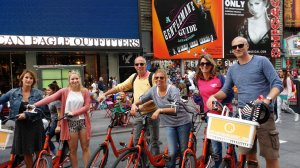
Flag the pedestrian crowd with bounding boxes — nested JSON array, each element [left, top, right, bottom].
[[1, 36, 300, 168]]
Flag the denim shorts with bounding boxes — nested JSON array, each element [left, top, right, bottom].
[[68, 119, 86, 133], [238, 113, 280, 159]]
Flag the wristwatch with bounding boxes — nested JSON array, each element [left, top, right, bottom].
[[266, 96, 272, 102]]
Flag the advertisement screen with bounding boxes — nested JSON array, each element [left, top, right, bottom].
[[223, 0, 272, 58], [152, 0, 223, 59]]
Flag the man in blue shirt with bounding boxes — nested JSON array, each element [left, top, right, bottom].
[[207, 36, 283, 168]]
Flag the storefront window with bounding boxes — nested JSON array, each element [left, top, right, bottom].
[[0, 52, 26, 93]]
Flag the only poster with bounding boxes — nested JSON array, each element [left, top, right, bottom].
[[223, 0, 272, 58]]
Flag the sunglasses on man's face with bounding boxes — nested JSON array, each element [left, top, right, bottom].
[[155, 76, 165, 80], [199, 62, 212, 67], [231, 43, 245, 50], [134, 63, 145, 67]]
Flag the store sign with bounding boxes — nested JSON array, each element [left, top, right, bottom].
[[0, 1, 140, 49], [290, 49, 300, 55], [285, 35, 300, 56], [270, 0, 281, 58], [294, 39, 300, 48], [0, 35, 140, 48], [152, 0, 223, 59], [284, 0, 300, 27], [223, 0, 278, 58]]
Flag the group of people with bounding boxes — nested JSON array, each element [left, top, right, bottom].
[[0, 70, 91, 168], [0, 35, 285, 168]]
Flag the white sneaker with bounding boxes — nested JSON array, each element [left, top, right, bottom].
[[295, 114, 299, 122], [275, 119, 281, 124]]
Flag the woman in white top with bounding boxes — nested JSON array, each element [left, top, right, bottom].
[[33, 71, 91, 168], [276, 69, 299, 123]]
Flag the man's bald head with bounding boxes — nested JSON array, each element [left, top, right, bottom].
[[232, 36, 248, 46], [134, 56, 146, 63]]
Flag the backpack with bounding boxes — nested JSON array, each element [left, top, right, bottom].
[[130, 72, 154, 102], [98, 81, 106, 91]]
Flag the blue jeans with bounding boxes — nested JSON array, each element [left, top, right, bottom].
[[211, 140, 222, 168], [165, 122, 191, 168], [48, 120, 58, 154]]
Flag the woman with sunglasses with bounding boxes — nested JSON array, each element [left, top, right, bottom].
[[194, 54, 234, 168], [132, 69, 192, 168]]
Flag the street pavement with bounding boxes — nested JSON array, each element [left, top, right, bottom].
[[1, 105, 300, 167]]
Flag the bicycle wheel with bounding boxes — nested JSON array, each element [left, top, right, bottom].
[[87, 145, 108, 168], [111, 147, 145, 168], [183, 153, 196, 168], [33, 154, 53, 168]]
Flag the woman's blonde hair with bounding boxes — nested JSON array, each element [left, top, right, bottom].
[[154, 69, 168, 81], [68, 70, 85, 91], [195, 54, 217, 79], [19, 69, 37, 87]]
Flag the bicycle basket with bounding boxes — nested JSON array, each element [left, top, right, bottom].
[[0, 120, 13, 150], [207, 113, 259, 148]]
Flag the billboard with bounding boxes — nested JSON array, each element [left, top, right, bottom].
[[152, 0, 223, 59], [284, 0, 300, 27], [223, 0, 272, 58]]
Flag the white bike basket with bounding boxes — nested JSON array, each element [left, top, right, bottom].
[[206, 108, 259, 148]]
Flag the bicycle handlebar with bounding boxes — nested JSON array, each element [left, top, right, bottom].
[[167, 99, 206, 118]]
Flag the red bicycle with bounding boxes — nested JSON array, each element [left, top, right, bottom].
[[111, 111, 173, 168], [87, 110, 134, 168], [178, 100, 215, 168], [33, 113, 71, 168]]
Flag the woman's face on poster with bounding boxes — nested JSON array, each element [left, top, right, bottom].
[[248, 0, 267, 18]]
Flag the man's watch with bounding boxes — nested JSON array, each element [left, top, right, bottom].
[[266, 96, 272, 102]]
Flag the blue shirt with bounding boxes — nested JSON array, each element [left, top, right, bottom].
[[221, 55, 283, 108]]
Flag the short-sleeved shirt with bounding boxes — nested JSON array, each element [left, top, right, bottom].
[[140, 85, 191, 127]]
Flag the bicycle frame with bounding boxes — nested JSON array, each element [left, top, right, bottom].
[[0, 154, 25, 168], [88, 112, 134, 167], [35, 115, 70, 168], [52, 141, 70, 168], [222, 144, 246, 168], [104, 126, 134, 157], [134, 125, 168, 167]]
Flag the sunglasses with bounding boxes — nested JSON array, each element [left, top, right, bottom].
[[155, 76, 165, 80], [134, 63, 145, 67], [199, 62, 212, 67], [231, 43, 244, 50]]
